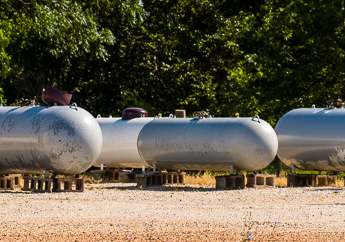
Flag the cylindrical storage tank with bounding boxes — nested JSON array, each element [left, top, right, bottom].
[[0, 106, 102, 175], [94, 117, 154, 168], [276, 108, 345, 171], [137, 118, 278, 171]]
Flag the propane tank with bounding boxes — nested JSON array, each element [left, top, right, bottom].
[[137, 117, 278, 171], [0, 106, 102, 175], [276, 107, 345, 171], [94, 117, 153, 168]]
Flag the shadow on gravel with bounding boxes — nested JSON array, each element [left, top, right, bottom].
[[90, 184, 240, 192], [0, 190, 58, 194], [306, 203, 345, 205], [88, 184, 345, 192], [307, 187, 344, 192], [0, 191, 27, 194]]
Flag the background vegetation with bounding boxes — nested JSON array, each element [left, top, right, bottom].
[[1, 0, 345, 125]]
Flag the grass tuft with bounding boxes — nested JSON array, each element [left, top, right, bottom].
[[184, 173, 216, 186]]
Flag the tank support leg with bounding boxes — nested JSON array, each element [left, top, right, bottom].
[[142, 164, 146, 174], [153, 163, 156, 172], [45, 170, 50, 179], [101, 164, 104, 171], [291, 164, 295, 174], [276, 156, 281, 178], [230, 165, 234, 175]]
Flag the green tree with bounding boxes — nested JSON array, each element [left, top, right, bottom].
[[237, 0, 345, 124], [1, 0, 114, 104]]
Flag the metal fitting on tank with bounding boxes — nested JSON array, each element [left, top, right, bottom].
[[252, 115, 260, 123]]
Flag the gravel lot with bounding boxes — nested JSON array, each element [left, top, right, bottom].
[[1, 183, 345, 241]]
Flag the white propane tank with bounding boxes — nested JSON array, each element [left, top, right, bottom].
[[137, 117, 278, 171], [94, 117, 154, 168], [0, 106, 102, 175], [276, 107, 345, 171]]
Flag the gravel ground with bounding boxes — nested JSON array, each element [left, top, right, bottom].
[[1, 183, 345, 241]]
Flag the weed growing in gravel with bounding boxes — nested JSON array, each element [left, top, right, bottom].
[[87, 185, 96, 190], [84, 177, 103, 185], [269, 221, 278, 241], [184, 173, 216, 186], [148, 223, 153, 240], [66, 197, 70, 200], [242, 211, 253, 242]]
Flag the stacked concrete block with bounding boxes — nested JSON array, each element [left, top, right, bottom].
[[246, 174, 276, 188], [316, 175, 337, 186], [119, 171, 137, 183], [11, 174, 24, 188], [136, 174, 152, 188], [162, 172, 185, 185], [287, 174, 337, 187], [104, 170, 120, 181], [136, 172, 185, 188], [22, 176, 53, 192], [90, 170, 140, 183], [90, 170, 105, 180], [215, 175, 245, 189], [287, 175, 316, 187], [0, 176, 15, 190], [52, 178, 84, 192]]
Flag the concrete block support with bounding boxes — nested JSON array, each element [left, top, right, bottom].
[[215, 175, 245, 189], [152, 173, 163, 186], [11, 174, 24, 188], [90, 170, 140, 183], [162, 172, 186, 185], [0, 176, 14, 190], [136, 174, 150, 188], [119, 171, 137, 183], [287, 174, 337, 187], [104, 170, 120, 181], [22, 176, 53, 192], [246, 174, 276, 188], [52, 178, 84, 192], [136, 172, 185, 188], [90, 170, 105, 180], [316, 175, 337, 186], [287, 175, 317, 187]]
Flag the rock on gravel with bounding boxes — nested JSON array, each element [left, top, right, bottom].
[[0, 183, 345, 241]]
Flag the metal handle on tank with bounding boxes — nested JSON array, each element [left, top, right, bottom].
[[252, 115, 260, 123], [70, 102, 78, 110]]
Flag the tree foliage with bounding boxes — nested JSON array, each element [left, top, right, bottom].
[[1, 0, 345, 124]]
